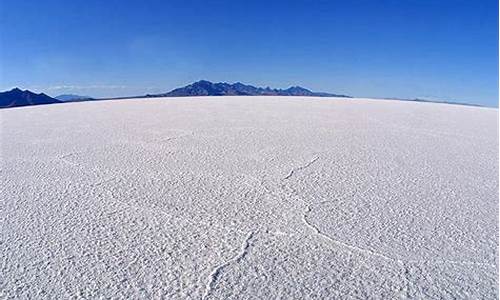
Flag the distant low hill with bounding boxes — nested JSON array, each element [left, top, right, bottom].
[[0, 88, 62, 108], [55, 94, 94, 102], [148, 80, 350, 98]]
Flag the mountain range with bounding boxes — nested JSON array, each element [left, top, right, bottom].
[[147, 80, 350, 98], [1, 81, 349, 108], [0, 88, 62, 108]]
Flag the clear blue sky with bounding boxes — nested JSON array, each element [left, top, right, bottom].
[[0, 0, 498, 106]]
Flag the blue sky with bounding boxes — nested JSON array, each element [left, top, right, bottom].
[[0, 0, 498, 106]]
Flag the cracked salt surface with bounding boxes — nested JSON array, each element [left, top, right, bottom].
[[202, 231, 254, 300], [1, 96, 498, 299], [283, 156, 319, 180]]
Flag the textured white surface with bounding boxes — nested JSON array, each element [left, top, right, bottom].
[[1, 96, 498, 299]]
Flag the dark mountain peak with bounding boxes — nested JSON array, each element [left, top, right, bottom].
[[284, 86, 313, 94], [232, 82, 246, 89], [192, 80, 213, 86], [0, 88, 61, 108], [286, 86, 309, 91]]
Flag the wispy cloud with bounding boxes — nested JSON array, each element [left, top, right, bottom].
[[45, 84, 129, 91]]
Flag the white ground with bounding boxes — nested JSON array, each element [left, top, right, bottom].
[[0, 96, 498, 299]]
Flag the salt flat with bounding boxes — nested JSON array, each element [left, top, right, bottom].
[[1, 96, 498, 299]]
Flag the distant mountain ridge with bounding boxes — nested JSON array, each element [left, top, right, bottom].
[[148, 80, 350, 98], [0, 81, 350, 109], [55, 94, 94, 101], [0, 88, 62, 108]]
